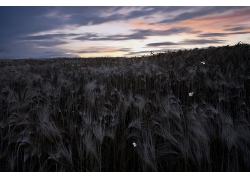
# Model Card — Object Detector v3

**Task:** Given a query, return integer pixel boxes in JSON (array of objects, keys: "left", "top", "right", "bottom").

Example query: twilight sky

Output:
[{"left": 0, "top": 6, "right": 250, "bottom": 58}]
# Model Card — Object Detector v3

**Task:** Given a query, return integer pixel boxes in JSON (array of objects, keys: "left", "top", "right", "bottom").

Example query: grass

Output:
[{"left": 0, "top": 42, "right": 250, "bottom": 171}]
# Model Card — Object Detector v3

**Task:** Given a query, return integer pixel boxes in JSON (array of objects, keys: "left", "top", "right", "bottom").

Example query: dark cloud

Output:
[
  {"left": 0, "top": 7, "right": 125, "bottom": 43},
  {"left": 230, "top": 31, "right": 250, "bottom": 35},
  {"left": 199, "top": 31, "right": 250, "bottom": 37},
  {"left": 147, "top": 42, "right": 178, "bottom": 46},
  {"left": 49, "top": 6, "right": 125, "bottom": 27},
  {"left": 182, "top": 39, "right": 225, "bottom": 44},
  {"left": 155, "top": 7, "right": 245, "bottom": 24},
  {"left": 124, "top": 7, "right": 190, "bottom": 20},
  {"left": 76, "top": 50, "right": 100, "bottom": 54},
  {"left": 224, "top": 26, "right": 249, "bottom": 31},
  {"left": 117, "top": 48, "right": 132, "bottom": 52},
  {"left": 22, "top": 33, "right": 80, "bottom": 40},
  {"left": 0, "top": 7, "right": 144, "bottom": 58},
  {"left": 125, "top": 50, "right": 153, "bottom": 56},
  {"left": 133, "top": 27, "right": 197, "bottom": 36},
  {"left": 198, "top": 33, "right": 229, "bottom": 37},
  {"left": 146, "top": 39, "right": 225, "bottom": 47},
  {"left": 74, "top": 27, "right": 196, "bottom": 41},
  {"left": 0, "top": 7, "right": 61, "bottom": 39},
  {"left": 0, "top": 7, "right": 127, "bottom": 40},
  {"left": 73, "top": 34, "right": 147, "bottom": 41}
]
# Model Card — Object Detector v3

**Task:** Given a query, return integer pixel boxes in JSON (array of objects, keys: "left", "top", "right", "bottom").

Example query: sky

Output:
[{"left": 0, "top": 4, "right": 250, "bottom": 58}]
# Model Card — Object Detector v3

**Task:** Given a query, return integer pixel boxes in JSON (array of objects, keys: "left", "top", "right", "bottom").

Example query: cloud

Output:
[
  {"left": 28, "top": 40, "right": 69, "bottom": 47},
  {"left": 182, "top": 39, "right": 225, "bottom": 44},
  {"left": 57, "top": 7, "right": 195, "bottom": 27},
  {"left": 224, "top": 26, "right": 249, "bottom": 31},
  {"left": 235, "top": 31, "right": 250, "bottom": 35},
  {"left": 118, "top": 48, "right": 132, "bottom": 52},
  {"left": 134, "top": 27, "right": 197, "bottom": 36},
  {"left": 155, "top": 7, "right": 245, "bottom": 24},
  {"left": 146, "top": 39, "right": 225, "bottom": 47},
  {"left": 0, "top": 7, "right": 127, "bottom": 44},
  {"left": 76, "top": 47, "right": 132, "bottom": 54},
  {"left": 73, "top": 33, "right": 147, "bottom": 41},
  {"left": 147, "top": 42, "right": 179, "bottom": 46},
  {"left": 199, "top": 31, "right": 250, "bottom": 37},
  {"left": 125, "top": 50, "right": 153, "bottom": 56},
  {"left": 198, "top": 33, "right": 229, "bottom": 37},
  {"left": 74, "top": 27, "right": 196, "bottom": 41},
  {"left": 49, "top": 6, "right": 126, "bottom": 26},
  {"left": 22, "top": 33, "right": 80, "bottom": 40},
  {"left": 123, "top": 7, "right": 189, "bottom": 20},
  {"left": 20, "top": 34, "right": 71, "bottom": 47},
  {"left": 0, "top": 7, "right": 62, "bottom": 39}
]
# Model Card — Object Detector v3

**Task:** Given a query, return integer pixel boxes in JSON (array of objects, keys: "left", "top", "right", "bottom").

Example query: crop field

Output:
[{"left": 0, "top": 43, "right": 250, "bottom": 172}]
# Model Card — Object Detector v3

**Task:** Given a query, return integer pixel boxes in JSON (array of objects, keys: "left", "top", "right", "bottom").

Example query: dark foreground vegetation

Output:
[{"left": 0, "top": 43, "right": 250, "bottom": 171}]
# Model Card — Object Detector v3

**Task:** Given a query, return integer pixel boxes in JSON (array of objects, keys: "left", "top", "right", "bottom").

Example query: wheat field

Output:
[{"left": 0, "top": 43, "right": 250, "bottom": 171}]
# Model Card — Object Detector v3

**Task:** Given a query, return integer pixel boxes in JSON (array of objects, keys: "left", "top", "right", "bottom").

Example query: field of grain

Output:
[{"left": 0, "top": 43, "right": 250, "bottom": 171}]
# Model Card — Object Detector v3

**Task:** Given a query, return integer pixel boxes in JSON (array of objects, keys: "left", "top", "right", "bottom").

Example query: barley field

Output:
[{"left": 0, "top": 43, "right": 250, "bottom": 171}]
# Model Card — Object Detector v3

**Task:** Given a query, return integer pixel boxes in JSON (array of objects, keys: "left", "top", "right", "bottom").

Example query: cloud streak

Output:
[
  {"left": 147, "top": 39, "right": 225, "bottom": 47},
  {"left": 155, "top": 7, "right": 244, "bottom": 24},
  {"left": 73, "top": 27, "right": 196, "bottom": 41},
  {"left": 224, "top": 25, "right": 250, "bottom": 31},
  {"left": 199, "top": 31, "right": 250, "bottom": 37},
  {"left": 76, "top": 47, "right": 132, "bottom": 54},
  {"left": 22, "top": 33, "right": 80, "bottom": 40}
]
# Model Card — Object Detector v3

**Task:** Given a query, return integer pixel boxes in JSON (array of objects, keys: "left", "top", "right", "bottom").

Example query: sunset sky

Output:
[{"left": 0, "top": 4, "right": 250, "bottom": 58}]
